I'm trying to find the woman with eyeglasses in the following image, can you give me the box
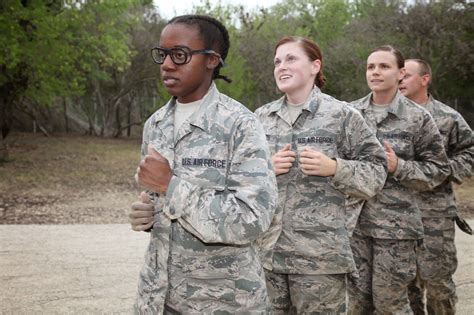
[129,14,277,313]
[254,36,387,314]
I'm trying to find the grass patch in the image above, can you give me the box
[0,132,472,223]
[0,132,141,194]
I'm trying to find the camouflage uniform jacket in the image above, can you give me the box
[254,87,387,275]
[417,95,474,218]
[135,83,278,314]
[350,91,450,240]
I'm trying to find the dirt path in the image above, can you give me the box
[1,134,472,312]
[1,223,473,313]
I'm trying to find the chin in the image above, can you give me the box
[276,84,293,94]
[369,86,385,93]
[164,87,181,97]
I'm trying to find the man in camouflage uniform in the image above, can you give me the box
[255,86,387,314]
[349,88,450,314]
[400,59,474,315]
[132,82,278,314]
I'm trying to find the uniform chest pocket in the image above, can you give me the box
[378,131,415,159]
[295,131,338,157]
[176,141,229,189]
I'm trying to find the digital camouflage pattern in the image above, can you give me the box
[350,91,450,240]
[265,272,346,314]
[134,83,278,314]
[254,86,387,276]
[348,91,450,314]
[416,95,474,218]
[409,217,458,315]
[408,96,472,315]
[348,233,417,315]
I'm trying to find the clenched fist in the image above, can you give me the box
[272,144,296,175]
[299,147,337,176]
[383,141,398,173]
[129,191,154,232]
[135,144,172,194]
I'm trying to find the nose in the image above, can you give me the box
[371,66,380,76]
[276,61,287,72]
[160,54,176,71]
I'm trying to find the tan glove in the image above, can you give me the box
[129,191,154,232]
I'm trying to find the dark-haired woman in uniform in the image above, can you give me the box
[131,15,277,314]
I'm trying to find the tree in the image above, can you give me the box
[0,0,153,159]
[64,0,149,136]
[0,0,80,160]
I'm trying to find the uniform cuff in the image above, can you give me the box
[330,158,346,189]
[393,157,406,180]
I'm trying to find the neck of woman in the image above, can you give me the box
[372,87,398,105]
[286,84,313,105]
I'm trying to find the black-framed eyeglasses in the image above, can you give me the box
[151,46,224,66]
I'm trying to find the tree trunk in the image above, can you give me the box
[34,120,50,137]
[0,137,8,162]
[63,97,69,133]
[114,103,122,138]
[127,98,132,137]
[0,84,13,141]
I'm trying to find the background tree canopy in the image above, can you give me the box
[1,0,473,159]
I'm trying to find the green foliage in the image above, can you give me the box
[0,0,142,106]
[193,0,473,121]
[1,0,78,104]
[2,0,472,138]
[0,0,154,139]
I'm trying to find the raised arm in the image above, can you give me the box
[393,112,450,191]
[164,116,278,245]
[330,109,387,199]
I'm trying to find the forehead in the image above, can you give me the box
[404,61,420,74]
[159,23,203,49]
[275,42,305,58]
[367,51,398,65]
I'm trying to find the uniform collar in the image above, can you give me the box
[359,90,405,118]
[425,94,436,110]
[187,82,219,134]
[268,86,322,122]
[152,82,219,135]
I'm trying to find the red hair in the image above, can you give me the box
[275,36,326,89]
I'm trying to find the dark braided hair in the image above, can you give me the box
[168,15,232,83]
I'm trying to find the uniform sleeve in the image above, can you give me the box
[393,112,450,190]
[163,116,278,245]
[344,197,365,237]
[330,109,387,199]
[140,119,151,160]
[446,113,474,184]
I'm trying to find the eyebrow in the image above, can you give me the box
[275,53,296,59]
[367,62,391,66]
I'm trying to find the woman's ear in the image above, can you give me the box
[311,59,321,76]
[398,67,406,81]
[206,54,221,70]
